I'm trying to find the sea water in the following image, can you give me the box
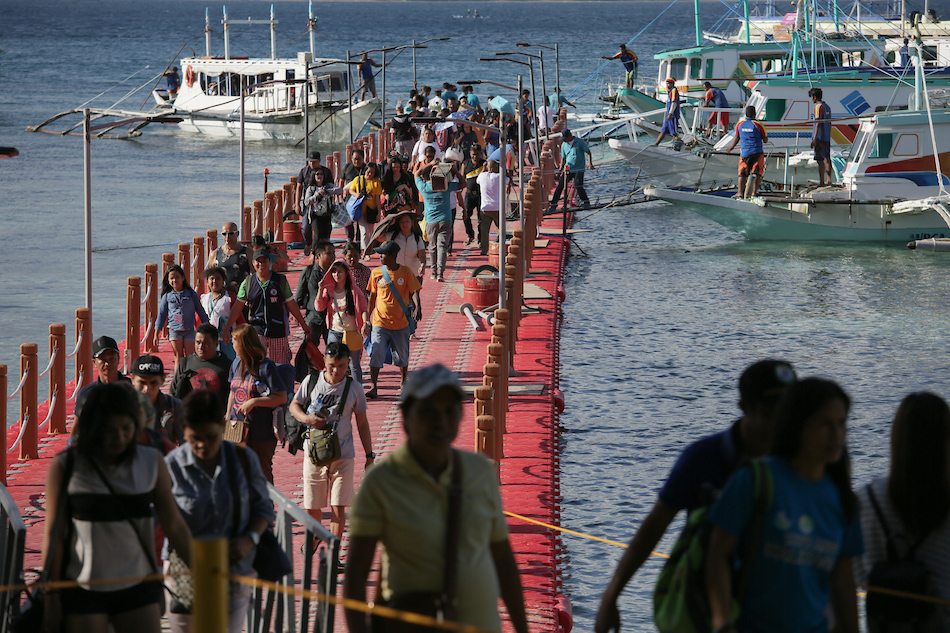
[4,1,950,631]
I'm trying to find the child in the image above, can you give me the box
[153,264,209,371]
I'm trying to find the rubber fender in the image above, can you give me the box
[552,389,565,414]
[556,285,566,302]
[556,595,573,633]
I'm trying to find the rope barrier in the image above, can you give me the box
[66,370,84,403]
[504,511,668,558]
[141,321,153,344]
[141,283,152,305]
[8,414,31,452]
[38,391,58,430]
[191,252,200,269]
[7,368,29,400]
[37,346,58,380]
[65,333,83,359]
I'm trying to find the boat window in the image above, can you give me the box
[670,58,687,81]
[705,58,715,78]
[847,129,870,162]
[690,58,701,79]
[658,60,668,83]
[784,100,810,121]
[868,133,893,158]
[893,133,919,156]
[763,99,785,121]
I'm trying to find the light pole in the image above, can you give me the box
[494,52,544,148]
[517,42,559,104]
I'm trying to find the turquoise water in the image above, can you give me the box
[4,1,950,631]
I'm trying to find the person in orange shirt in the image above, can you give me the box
[363,241,422,399]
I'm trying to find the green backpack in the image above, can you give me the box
[654,459,774,633]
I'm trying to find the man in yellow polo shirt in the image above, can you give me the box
[343,364,529,633]
[363,240,422,399]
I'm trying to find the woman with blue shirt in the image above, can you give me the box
[165,389,275,633]
[706,378,863,633]
[153,264,209,372]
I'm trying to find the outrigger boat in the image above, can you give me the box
[28,5,380,144]
[644,96,950,242]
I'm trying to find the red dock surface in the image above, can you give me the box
[4,213,570,633]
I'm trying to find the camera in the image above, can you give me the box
[316,406,332,419]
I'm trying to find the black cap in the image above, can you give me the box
[253,248,270,261]
[308,151,321,161]
[92,336,120,359]
[132,354,165,376]
[738,360,797,404]
[373,240,401,255]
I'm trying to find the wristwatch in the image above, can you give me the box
[247,531,261,546]
[366,452,377,459]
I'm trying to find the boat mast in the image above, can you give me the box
[811,0,817,69]
[694,0,701,47]
[205,8,211,57]
[223,6,230,60]
[270,5,276,60]
[309,0,315,57]
[743,0,751,44]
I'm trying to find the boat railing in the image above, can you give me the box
[0,483,26,633]
[245,483,340,633]
[689,105,748,137]
[246,74,345,115]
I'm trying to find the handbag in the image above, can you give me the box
[363,334,394,366]
[331,201,352,228]
[371,451,462,633]
[346,177,366,223]
[230,444,293,582]
[10,450,75,633]
[166,549,194,614]
[306,377,352,467]
[381,266,416,336]
[223,419,249,443]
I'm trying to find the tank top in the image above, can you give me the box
[245,272,288,339]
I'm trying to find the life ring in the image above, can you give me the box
[185,66,195,88]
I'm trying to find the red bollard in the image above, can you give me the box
[206,229,218,262]
[75,308,92,390]
[19,343,38,460]
[193,237,205,293]
[126,277,141,369]
[143,264,159,353]
[48,324,67,435]
[178,243,191,286]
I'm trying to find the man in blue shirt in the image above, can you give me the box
[810,87,833,186]
[354,53,380,100]
[653,78,681,146]
[163,66,181,100]
[548,129,593,212]
[594,359,797,633]
[414,161,463,282]
[603,44,638,88]
[725,105,769,198]
[548,87,576,110]
[703,81,730,138]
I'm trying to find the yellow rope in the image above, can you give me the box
[503,510,670,559]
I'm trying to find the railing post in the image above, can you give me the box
[193,237,206,293]
[126,277,141,370]
[242,206,252,244]
[264,192,275,239]
[483,362,503,464]
[474,384,496,473]
[253,200,264,238]
[178,242,191,284]
[19,344,38,460]
[1,365,7,484]
[192,537,229,633]
[75,308,92,389]
[206,229,218,262]
[49,324,67,435]
[162,252,175,277]
[492,310,511,418]
[144,264,159,353]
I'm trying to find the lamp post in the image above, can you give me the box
[494,52,545,148]
[517,42,559,104]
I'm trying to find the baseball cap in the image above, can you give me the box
[92,336,120,359]
[400,364,464,404]
[253,248,270,260]
[738,359,797,404]
[132,354,165,376]
[666,78,676,84]
[308,150,321,161]
[373,240,401,256]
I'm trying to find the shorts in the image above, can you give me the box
[303,456,355,509]
[739,153,765,177]
[370,325,410,368]
[625,68,637,84]
[708,112,730,127]
[169,329,195,342]
[660,117,679,135]
[260,335,292,364]
[61,580,163,615]
[813,140,831,161]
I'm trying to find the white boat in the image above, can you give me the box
[644,106,950,242]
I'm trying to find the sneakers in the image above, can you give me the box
[437,274,444,282]
[430,272,438,280]
[464,237,475,247]
[580,201,591,209]
[366,386,378,400]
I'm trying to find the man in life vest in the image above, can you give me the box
[653,78,681,146]
[725,106,769,199]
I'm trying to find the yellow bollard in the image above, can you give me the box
[192,537,228,633]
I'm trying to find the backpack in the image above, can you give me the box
[865,485,941,633]
[285,369,319,456]
[274,362,297,444]
[654,460,773,633]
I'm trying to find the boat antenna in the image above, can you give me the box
[309,0,315,57]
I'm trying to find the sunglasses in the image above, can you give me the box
[222,231,237,236]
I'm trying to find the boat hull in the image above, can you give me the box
[645,187,950,242]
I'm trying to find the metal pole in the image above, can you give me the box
[382,49,387,130]
[347,50,354,146]
[223,6,229,60]
[498,122,507,311]
[304,70,310,159]
[743,0,751,43]
[412,39,417,89]
[270,4,276,59]
[205,8,211,57]
[83,109,92,312]
[539,51,549,143]
[517,75,525,232]
[527,61,540,171]
[555,43,560,95]
[309,0,315,56]
[696,0,704,47]
[240,80,246,230]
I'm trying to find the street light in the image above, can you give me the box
[495,52,546,145]
[517,42,559,97]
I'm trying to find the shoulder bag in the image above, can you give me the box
[229,444,293,582]
[306,377,352,467]
[371,450,462,633]
[381,266,416,335]
[286,369,320,456]
[346,176,366,224]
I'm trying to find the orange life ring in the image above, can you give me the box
[185,66,195,88]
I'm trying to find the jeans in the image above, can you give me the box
[426,219,452,276]
[550,170,589,208]
[326,329,363,383]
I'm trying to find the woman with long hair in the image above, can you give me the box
[42,383,192,633]
[316,260,368,383]
[380,156,417,218]
[348,162,384,254]
[153,264,209,371]
[226,323,287,484]
[854,392,950,630]
[705,377,862,633]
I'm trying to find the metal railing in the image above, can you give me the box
[247,484,340,633]
[0,483,26,633]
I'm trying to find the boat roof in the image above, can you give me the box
[180,55,345,75]
[747,67,950,88]
[654,38,882,60]
[870,107,950,127]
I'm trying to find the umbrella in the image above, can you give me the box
[361,210,421,258]
[487,144,515,162]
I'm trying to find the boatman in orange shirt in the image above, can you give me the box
[725,105,769,198]
[363,240,422,400]
[653,78,681,146]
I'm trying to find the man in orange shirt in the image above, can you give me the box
[363,241,422,399]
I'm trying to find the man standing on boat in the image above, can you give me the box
[548,129,593,212]
[222,248,311,364]
[594,359,797,633]
[354,52,381,100]
[653,78,681,146]
[810,87,833,186]
[725,106,769,199]
[163,66,181,100]
[211,222,253,293]
[702,81,730,138]
[603,44,638,89]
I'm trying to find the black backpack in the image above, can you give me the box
[865,485,941,633]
